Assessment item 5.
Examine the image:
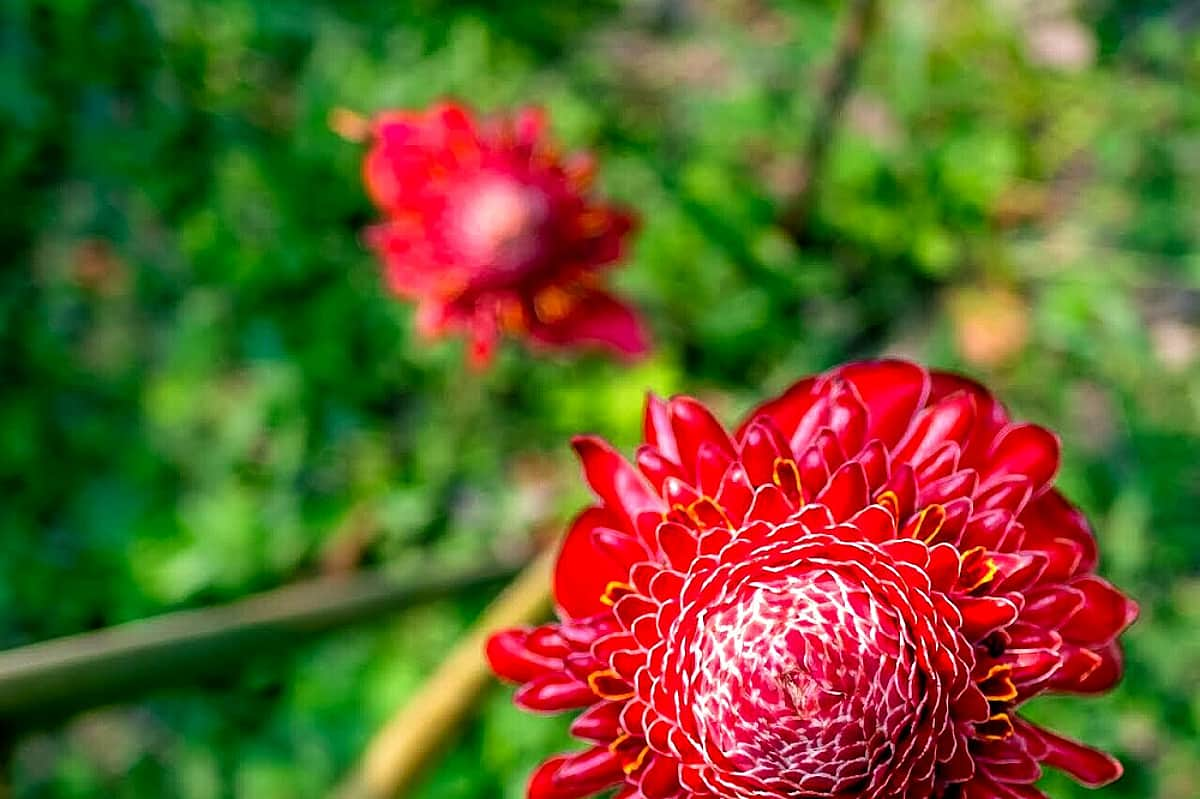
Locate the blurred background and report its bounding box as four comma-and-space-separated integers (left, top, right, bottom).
2, 0, 1198, 796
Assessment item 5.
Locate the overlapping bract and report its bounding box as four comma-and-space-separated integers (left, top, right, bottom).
361, 102, 648, 366
488, 360, 1137, 799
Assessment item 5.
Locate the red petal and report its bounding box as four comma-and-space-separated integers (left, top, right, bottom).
881, 538, 930, 569
847, 505, 897, 543
1063, 641, 1125, 693
715, 462, 754, 525
1020, 585, 1085, 630
1047, 645, 1106, 693
990, 551, 1048, 593
960, 509, 1013, 551
568, 700, 624, 743
827, 381, 869, 454
959, 596, 1021, 640
979, 424, 1060, 496
555, 507, 634, 619
635, 445, 682, 493
573, 437, 664, 534
837, 360, 931, 447
975, 475, 1033, 515
639, 753, 682, 797
528, 288, 650, 358
926, 543, 962, 588
662, 476, 700, 509
746, 484, 795, 526
928, 371, 1011, 465
795, 441, 830, 497
643, 394, 680, 462
591, 527, 651, 570
857, 439, 891, 489
527, 749, 623, 799
962, 774, 1049, 799
893, 390, 977, 468
486, 628, 562, 683
694, 441, 733, 497
913, 441, 963, 485
526, 626, 571, 657
613, 593, 657, 630
788, 395, 832, 455
816, 461, 869, 522
736, 378, 818, 442
974, 739, 1042, 783
738, 418, 792, 486
1020, 490, 1097, 580
513, 105, 547, 146
877, 464, 917, 520
656, 522, 699, 570
669, 397, 736, 481
1058, 576, 1138, 645
1023, 723, 1124, 787
1005, 649, 1064, 688
920, 470, 978, 507
553, 746, 626, 792
515, 672, 596, 713
528, 756, 576, 799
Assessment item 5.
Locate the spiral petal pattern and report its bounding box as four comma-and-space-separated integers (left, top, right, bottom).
488, 360, 1137, 799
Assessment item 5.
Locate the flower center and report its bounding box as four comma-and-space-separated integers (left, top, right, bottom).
678, 557, 917, 795
693, 571, 892, 741
778, 666, 840, 719
451, 175, 549, 275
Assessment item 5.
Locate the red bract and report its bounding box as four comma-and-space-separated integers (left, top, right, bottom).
488, 360, 1137, 799
361, 102, 648, 367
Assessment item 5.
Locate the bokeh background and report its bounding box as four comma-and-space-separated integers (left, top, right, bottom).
2, 0, 1198, 797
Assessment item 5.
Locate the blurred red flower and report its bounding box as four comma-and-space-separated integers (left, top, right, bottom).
361, 102, 648, 367
488, 360, 1136, 799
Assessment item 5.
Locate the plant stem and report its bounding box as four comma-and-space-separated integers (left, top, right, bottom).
333, 544, 558, 799
0, 554, 526, 726
781, 0, 881, 240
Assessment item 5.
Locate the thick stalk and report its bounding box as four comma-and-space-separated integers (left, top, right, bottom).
0, 554, 525, 726
333, 544, 557, 799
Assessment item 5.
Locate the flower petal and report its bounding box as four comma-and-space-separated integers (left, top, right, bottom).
574, 436, 665, 529
1059, 576, 1139, 645
487, 628, 562, 684
837, 359, 931, 447
554, 507, 636, 619
528, 288, 650, 358
1021, 723, 1124, 788
980, 424, 1060, 495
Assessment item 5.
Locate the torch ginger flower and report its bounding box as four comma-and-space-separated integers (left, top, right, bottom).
487, 360, 1136, 799
361, 102, 648, 366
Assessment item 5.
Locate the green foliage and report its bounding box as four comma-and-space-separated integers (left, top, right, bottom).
2, 0, 1198, 796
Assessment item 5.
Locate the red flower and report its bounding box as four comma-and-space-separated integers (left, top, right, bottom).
488, 360, 1137, 799
361, 102, 648, 366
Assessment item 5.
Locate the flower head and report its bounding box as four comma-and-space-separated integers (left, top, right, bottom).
361, 102, 648, 366
488, 360, 1137, 799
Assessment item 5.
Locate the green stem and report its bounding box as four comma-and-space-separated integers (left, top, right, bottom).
781, 0, 881, 240
0, 554, 526, 726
